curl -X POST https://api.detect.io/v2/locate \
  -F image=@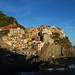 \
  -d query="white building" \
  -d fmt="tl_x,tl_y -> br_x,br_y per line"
38,42 -> 44,50
24,39 -> 28,44
47,29 -> 52,35
42,28 -> 48,34
60,30 -> 65,38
